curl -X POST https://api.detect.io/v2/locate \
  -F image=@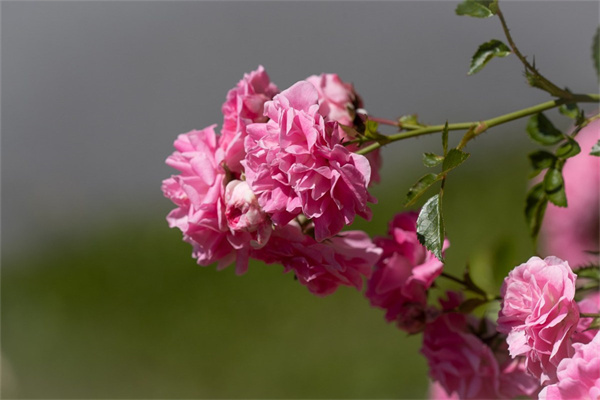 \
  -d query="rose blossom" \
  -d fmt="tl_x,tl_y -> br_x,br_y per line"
539,332 -> 600,400
541,118 -> 600,267
251,222 -> 382,296
497,256 -> 580,384
306,73 -> 382,184
162,126 -> 234,268
422,312 -> 538,399
220,66 -> 279,174
244,80 -> 374,241
305,73 -> 362,126
365,211 -> 448,332
162,126 -> 269,274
